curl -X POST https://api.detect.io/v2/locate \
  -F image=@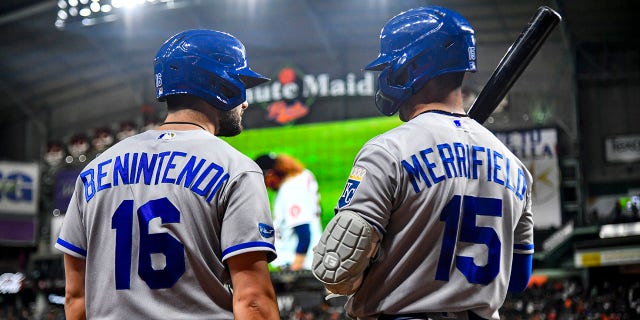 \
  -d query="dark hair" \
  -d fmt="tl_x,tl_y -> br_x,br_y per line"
255,153 -> 277,172
166,94 -> 200,111
432,72 -> 465,94
415,72 -> 465,103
